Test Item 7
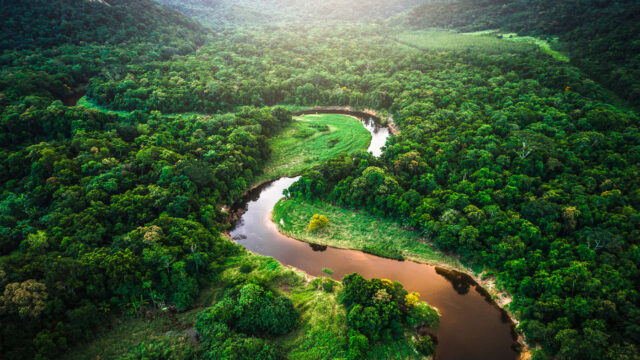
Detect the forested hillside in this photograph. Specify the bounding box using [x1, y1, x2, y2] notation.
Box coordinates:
[0, 0, 204, 49]
[157, 0, 429, 27]
[404, 0, 640, 107]
[0, 1, 275, 358]
[0, 0, 205, 147]
[1, 0, 639, 359]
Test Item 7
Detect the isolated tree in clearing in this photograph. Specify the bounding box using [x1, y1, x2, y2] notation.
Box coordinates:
[308, 214, 329, 232]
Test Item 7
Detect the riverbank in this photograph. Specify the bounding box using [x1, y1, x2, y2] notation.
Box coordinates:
[227, 110, 526, 359]
[272, 198, 464, 268]
[271, 197, 530, 358]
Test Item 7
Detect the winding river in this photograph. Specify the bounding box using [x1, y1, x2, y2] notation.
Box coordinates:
[230, 113, 520, 360]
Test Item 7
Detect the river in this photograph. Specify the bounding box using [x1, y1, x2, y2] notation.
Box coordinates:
[230, 113, 520, 360]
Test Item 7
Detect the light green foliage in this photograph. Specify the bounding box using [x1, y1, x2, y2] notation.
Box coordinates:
[61, 315, 189, 360]
[117, 336, 196, 360]
[396, 30, 536, 54]
[273, 198, 464, 267]
[307, 214, 329, 232]
[407, 302, 439, 329]
[347, 330, 369, 360]
[321, 268, 334, 275]
[284, 285, 349, 360]
[259, 114, 371, 182]
[498, 33, 569, 62]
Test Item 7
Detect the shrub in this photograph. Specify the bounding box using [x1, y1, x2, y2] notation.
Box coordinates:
[307, 214, 329, 232]
[322, 279, 335, 293]
[234, 284, 298, 336]
[407, 302, 439, 328]
[416, 335, 436, 356]
[293, 128, 315, 138]
[346, 330, 369, 360]
[309, 123, 330, 132]
[321, 267, 334, 275]
[201, 336, 284, 360]
[196, 284, 298, 338]
[239, 263, 254, 273]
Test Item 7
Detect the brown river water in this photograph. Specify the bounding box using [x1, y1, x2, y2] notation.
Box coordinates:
[230, 114, 520, 360]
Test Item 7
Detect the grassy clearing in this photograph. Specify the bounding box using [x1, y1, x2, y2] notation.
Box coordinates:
[78, 96, 210, 119]
[279, 284, 349, 359]
[396, 29, 569, 62]
[257, 113, 371, 182]
[77, 96, 133, 117]
[496, 32, 569, 62]
[61, 308, 200, 360]
[272, 198, 465, 270]
[396, 30, 535, 54]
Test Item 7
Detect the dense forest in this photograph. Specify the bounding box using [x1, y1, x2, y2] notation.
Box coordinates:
[156, 0, 428, 27]
[404, 0, 640, 107]
[1, 0, 639, 359]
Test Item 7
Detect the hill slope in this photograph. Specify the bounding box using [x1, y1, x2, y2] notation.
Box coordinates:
[0, 0, 204, 49]
[0, 3, 206, 357]
[404, 0, 640, 107]
[156, 0, 429, 27]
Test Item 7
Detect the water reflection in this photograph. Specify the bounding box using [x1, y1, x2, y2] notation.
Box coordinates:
[359, 116, 390, 158]
[309, 243, 328, 252]
[435, 267, 472, 295]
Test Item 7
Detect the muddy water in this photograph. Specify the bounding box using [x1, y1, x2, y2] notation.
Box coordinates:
[230, 115, 519, 360]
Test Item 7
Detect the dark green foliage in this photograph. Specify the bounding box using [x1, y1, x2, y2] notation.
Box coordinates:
[0, 1, 291, 353]
[338, 273, 436, 352]
[309, 123, 330, 132]
[285, 31, 640, 358]
[239, 263, 254, 274]
[293, 128, 316, 139]
[415, 335, 436, 356]
[83, 26, 416, 114]
[2, 0, 639, 358]
[196, 284, 298, 337]
[0, 104, 290, 357]
[234, 284, 299, 336]
[346, 329, 369, 360]
[322, 279, 336, 293]
[0, 0, 204, 50]
[193, 284, 296, 360]
[118, 336, 197, 360]
[195, 321, 284, 360]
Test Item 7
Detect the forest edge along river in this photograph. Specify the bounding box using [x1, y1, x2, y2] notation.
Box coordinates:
[228, 112, 524, 360]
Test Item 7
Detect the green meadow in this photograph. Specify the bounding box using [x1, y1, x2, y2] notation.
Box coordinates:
[272, 198, 465, 270]
[257, 114, 371, 182]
